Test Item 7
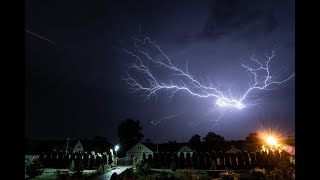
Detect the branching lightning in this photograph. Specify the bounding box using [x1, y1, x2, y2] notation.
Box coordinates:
[122, 36, 294, 112]
[151, 112, 184, 126]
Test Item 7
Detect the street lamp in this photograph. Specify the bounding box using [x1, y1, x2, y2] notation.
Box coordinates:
[114, 145, 119, 157]
[114, 145, 120, 167]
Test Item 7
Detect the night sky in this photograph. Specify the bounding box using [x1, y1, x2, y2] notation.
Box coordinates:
[25, 0, 295, 143]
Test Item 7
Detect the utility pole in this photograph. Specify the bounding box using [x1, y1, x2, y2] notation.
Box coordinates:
[65, 138, 70, 154]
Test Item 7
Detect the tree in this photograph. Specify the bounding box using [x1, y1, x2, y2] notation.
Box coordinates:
[144, 138, 153, 144]
[118, 118, 144, 152]
[245, 133, 260, 142]
[188, 134, 202, 151]
[203, 132, 226, 151]
[243, 132, 261, 152]
[91, 136, 111, 152]
[203, 132, 225, 143]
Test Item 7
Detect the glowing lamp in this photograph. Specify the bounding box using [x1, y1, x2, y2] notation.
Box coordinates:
[266, 136, 278, 146]
[115, 145, 119, 152]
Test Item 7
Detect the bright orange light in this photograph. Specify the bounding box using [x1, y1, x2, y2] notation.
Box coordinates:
[266, 136, 278, 146]
[256, 126, 288, 153]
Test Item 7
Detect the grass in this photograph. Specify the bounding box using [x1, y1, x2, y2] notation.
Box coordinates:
[137, 168, 260, 180]
[28, 168, 111, 180]
[135, 168, 211, 179]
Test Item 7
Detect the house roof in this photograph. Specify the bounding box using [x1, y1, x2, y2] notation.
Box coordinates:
[139, 142, 192, 153]
[127, 142, 153, 153]
[178, 146, 193, 152]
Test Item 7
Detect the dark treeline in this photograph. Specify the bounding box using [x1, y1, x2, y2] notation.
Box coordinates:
[25, 136, 112, 155]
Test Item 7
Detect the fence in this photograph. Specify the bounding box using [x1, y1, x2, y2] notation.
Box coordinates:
[39, 152, 111, 170]
[38, 150, 292, 170]
[139, 150, 292, 170]
[117, 157, 134, 166]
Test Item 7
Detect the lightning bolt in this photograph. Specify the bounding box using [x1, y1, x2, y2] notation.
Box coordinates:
[150, 112, 184, 126]
[26, 30, 56, 45]
[122, 36, 294, 111]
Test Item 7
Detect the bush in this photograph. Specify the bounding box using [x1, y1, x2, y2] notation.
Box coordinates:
[69, 160, 75, 171]
[250, 167, 266, 179]
[266, 158, 295, 180]
[96, 164, 108, 175]
[72, 168, 84, 178]
[135, 158, 151, 175]
[55, 170, 70, 179]
[220, 170, 240, 180]
[25, 159, 44, 179]
[170, 162, 177, 172]
[180, 168, 198, 179]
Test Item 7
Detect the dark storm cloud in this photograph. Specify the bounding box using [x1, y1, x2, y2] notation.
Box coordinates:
[202, 0, 279, 40]
[26, 0, 294, 142]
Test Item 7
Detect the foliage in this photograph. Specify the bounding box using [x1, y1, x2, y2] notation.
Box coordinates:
[91, 136, 112, 152]
[266, 157, 295, 180]
[180, 168, 198, 180]
[189, 134, 202, 151]
[96, 164, 109, 175]
[120, 168, 136, 179]
[220, 170, 240, 180]
[118, 118, 144, 151]
[203, 132, 225, 142]
[69, 160, 75, 171]
[243, 133, 261, 152]
[155, 168, 171, 179]
[136, 158, 151, 175]
[142, 152, 146, 161]
[144, 138, 153, 143]
[250, 167, 266, 179]
[170, 162, 177, 172]
[168, 140, 177, 144]
[203, 132, 226, 150]
[72, 168, 84, 178]
[25, 159, 44, 179]
[55, 170, 70, 179]
[25, 158, 32, 167]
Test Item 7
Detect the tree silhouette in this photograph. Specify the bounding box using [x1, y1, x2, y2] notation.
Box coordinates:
[91, 136, 111, 153]
[118, 118, 144, 152]
[203, 132, 226, 151]
[188, 134, 202, 152]
[243, 132, 261, 152]
[144, 138, 153, 144]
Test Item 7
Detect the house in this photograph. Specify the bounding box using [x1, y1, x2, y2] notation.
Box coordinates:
[126, 142, 194, 159]
[72, 139, 84, 153]
[177, 145, 194, 157]
[126, 142, 153, 159]
[71, 138, 112, 154]
[25, 155, 41, 162]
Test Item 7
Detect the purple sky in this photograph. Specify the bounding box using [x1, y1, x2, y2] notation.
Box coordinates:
[25, 0, 295, 143]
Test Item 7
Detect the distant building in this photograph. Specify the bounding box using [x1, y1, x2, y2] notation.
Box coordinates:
[126, 142, 153, 159]
[25, 137, 111, 155]
[177, 145, 194, 157]
[72, 139, 84, 153]
[25, 155, 40, 162]
[126, 142, 194, 159]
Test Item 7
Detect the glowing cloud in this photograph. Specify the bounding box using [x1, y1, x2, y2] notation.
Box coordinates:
[122, 36, 294, 111]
